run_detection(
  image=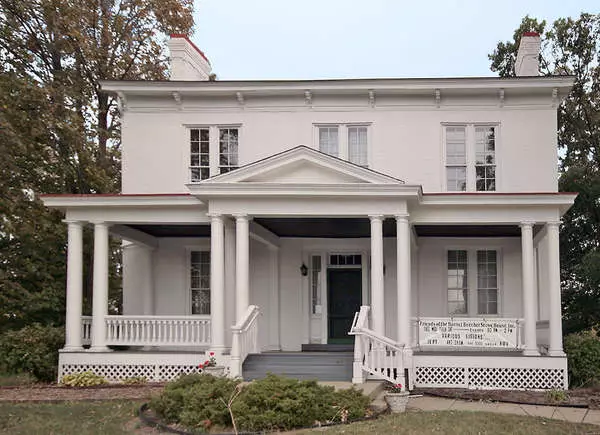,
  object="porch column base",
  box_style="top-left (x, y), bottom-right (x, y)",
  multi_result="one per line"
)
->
top-left (548, 349), bottom-right (566, 357)
top-left (88, 347), bottom-right (112, 353)
top-left (61, 346), bottom-right (84, 352)
top-left (522, 348), bottom-right (540, 356)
